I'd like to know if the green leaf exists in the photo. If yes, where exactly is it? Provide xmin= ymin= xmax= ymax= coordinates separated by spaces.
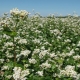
xmin=51 ymin=64 xmax=56 ymax=71
xmin=43 ymin=76 xmax=52 ymax=80
xmin=57 ymin=58 xmax=63 ymax=64
xmin=55 ymin=78 xmax=60 ymax=80
xmin=10 ymin=31 xmax=17 ymax=37
xmin=5 ymin=61 xmax=14 ymax=69
xmin=3 ymin=30 xmax=17 ymax=37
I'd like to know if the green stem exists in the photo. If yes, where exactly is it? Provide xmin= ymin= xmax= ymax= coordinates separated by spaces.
xmin=13 ymin=37 xmax=16 ymax=64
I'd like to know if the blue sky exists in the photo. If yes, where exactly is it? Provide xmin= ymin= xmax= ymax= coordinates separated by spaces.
xmin=0 ymin=0 xmax=80 ymax=16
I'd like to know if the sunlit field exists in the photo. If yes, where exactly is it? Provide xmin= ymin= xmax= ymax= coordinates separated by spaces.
xmin=0 ymin=8 xmax=80 ymax=80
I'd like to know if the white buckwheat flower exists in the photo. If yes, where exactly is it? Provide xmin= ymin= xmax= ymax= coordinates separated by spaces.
xmin=10 ymin=8 xmax=29 ymax=17
xmin=13 ymin=67 xmax=30 ymax=80
xmin=10 ymin=8 xmax=20 ymax=15
xmin=20 ymin=69 xmax=30 ymax=79
xmin=18 ymin=39 xmax=27 ymax=44
xmin=5 ymin=42 xmax=14 ymax=47
xmin=50 ymin=52 xmax=57 ymax=58
xmin=0 ymin=59 xmax=4 ymax=63
xmin=1 ymin=66 xmax=9 ymax=70
xmin=40 ymin=62 xmax=51 ymax=69
xmin=77 ymin=41 xmax=80 ymax=47
xmin=32 ymin=49 xmax=40 ymax=56
xmin=39 ymin=50 xmax=49 ymax=59
xmin=29 ymin=58 xmax=37 ymax=64
xmin=20 ymin=50 xmax=31 ymax=56
xmin=36 ymin=71 xmax=43 ymax=76
xmin=60 ymin=65 xmax=77 ymax=78
xmin=20 ymin=10 xmax=29 ymax=17
xmin=73 ymin=55 xmax=80 ymax=60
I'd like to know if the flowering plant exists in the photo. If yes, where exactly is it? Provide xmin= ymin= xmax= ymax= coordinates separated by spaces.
xmin=0 ymin=8 xmax=80 ymax=80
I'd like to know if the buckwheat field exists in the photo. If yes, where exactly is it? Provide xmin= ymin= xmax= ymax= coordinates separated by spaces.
xmin=0 ymin=8 xmax=80 ymax=80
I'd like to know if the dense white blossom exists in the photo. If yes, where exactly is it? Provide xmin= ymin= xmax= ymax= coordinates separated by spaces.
xmin=36 ymin=71 xmax=43 ymax=76
xmin=73 ymin=55 xmax=80 ymax=60
xmin=18 ymin=39 xmax=27 ymax=44
xmin=49 ymin=52 xmax=57 ymax=58
xmin=29 ymin=58 xmax=37 ymax=64
xmin=10 ymin=8 xmax=20 ymax=15
xmin=60 ymin=65 xmax=77 ymax=78
xmin=39 ymin=50 xmax=49 ymax=59
xmin=1 ymin=66 xmax=9 ymax=70
xmin=40 ymin=62 xmax=51 ymax=69
xmin=10 ymin=8 xmax=29 ymax=17
xmin=0 ymin=59 xmax=4 ymax=63
xmin=4 ymin=42 xmax=14 ymax=47
xmin=32 ymin=49 xmax=40 ymax=55
xmin=20 ymin=50 xmax=31 ymax=56
xmin=77 ymin=41 xmax=80 ymax=47
xmin=13 ymin=67 xmax=30 ymax=80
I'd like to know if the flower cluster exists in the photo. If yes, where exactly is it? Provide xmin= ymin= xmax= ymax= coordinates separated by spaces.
xmin=13 ymin=67 xmax=30 ymax=80
xmin=10 ymin=8 xmax=29 ymax=17
xmin=60 ymin=65 xmax=77 ymax=78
